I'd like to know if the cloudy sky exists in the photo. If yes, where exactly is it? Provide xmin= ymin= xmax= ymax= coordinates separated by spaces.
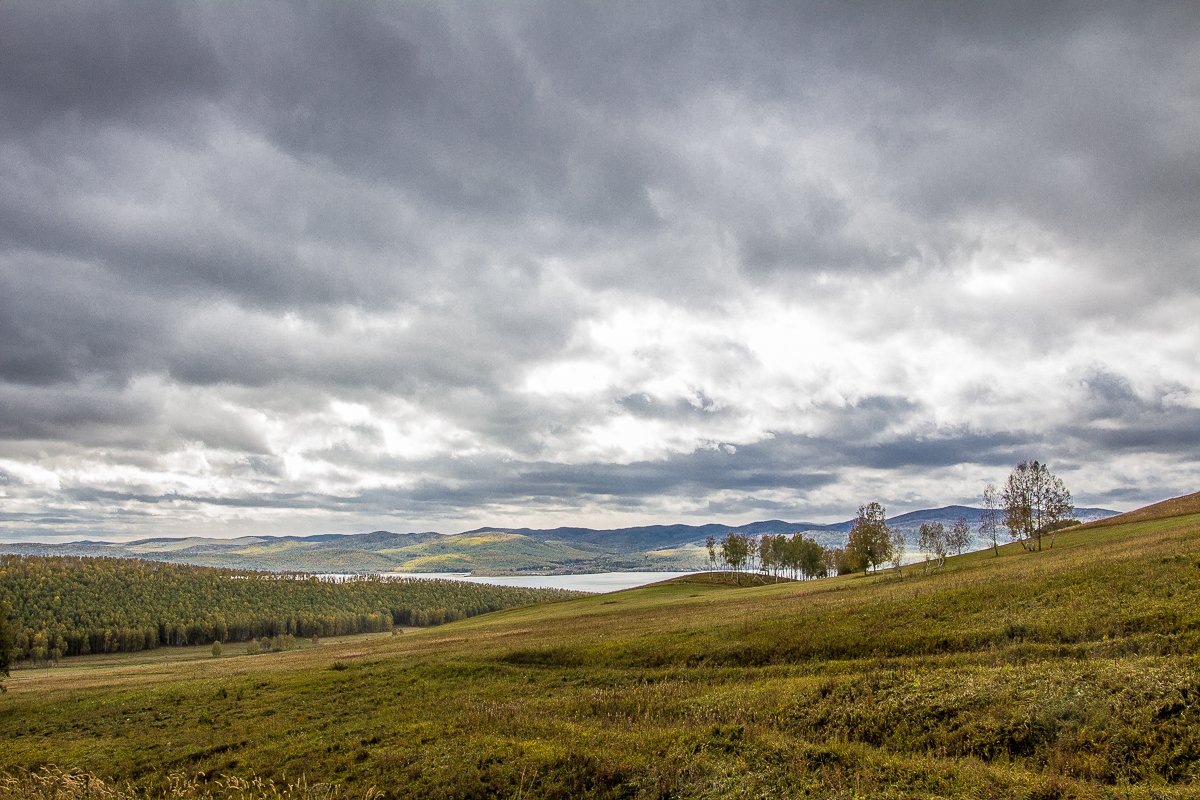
xmin=2 ymin=2 xmax=1198 ymax=541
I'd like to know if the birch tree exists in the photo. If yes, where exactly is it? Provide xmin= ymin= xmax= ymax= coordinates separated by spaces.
xmin=948 ymin=516 xmax=971 ymax=555
xmin=980 ymin=483 xmax=1001 ymax=555
xmin=1002 ymin=460 xmax=1074 ymax=551
xmin=918 ymin=522 xmax=948 ymax=570
xmin=846 ymin=502 xmax=894 ymax=573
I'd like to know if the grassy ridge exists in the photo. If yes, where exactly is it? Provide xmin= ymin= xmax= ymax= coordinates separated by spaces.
xmin=1078 ymin=490 xmax=1200 ymax=529
xmin=1 ymin=503 xmax=1199 ymax=798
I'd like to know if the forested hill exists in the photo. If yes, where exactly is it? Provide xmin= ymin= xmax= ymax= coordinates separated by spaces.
xmin=0 ymin=506 xmax=1119 ymax=574
xmin=0 ymin=555 xmax=580 ymax=663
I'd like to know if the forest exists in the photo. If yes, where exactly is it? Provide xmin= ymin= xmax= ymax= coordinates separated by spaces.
xmin=0 ymin=555 xmax=578 ymax=663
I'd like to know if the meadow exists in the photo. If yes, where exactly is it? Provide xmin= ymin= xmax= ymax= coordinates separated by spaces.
xmin=1 ymin=495 xmax=1199 ymax=798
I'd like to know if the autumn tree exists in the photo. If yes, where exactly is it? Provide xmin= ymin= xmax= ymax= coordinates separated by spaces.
xmin=825 ymin=546 xmax=853 ymax=576
xmin=705 ymin=535 xmax=717 ymax=570
xmin=846 ymin=502 xmax=894 ymax=574
xmin=1002 ymin=460 xmax=1074 ymax=551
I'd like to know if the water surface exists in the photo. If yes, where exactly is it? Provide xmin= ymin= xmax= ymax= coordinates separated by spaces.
xmin=316 ymin=571 xmax=696 ymax=594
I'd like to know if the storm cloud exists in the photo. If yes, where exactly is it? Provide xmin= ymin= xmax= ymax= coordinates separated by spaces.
xmin=2 ymin=1 xmax=1198 ymax=540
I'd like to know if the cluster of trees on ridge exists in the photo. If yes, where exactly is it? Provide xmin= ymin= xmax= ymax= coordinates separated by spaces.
xmin=703 ymin=460 xmax=1078 ymax=578
xmin=704 ymin=531 xmax=830 ymax=580
xmin=0 ymin=556 xmax=577 ymax=666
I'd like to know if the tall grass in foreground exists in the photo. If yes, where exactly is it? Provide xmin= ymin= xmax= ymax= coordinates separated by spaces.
xmin=0 ymin=766 xmax=383 ymax=799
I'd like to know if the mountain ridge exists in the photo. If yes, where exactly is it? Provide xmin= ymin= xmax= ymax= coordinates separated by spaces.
xmin=1 ymin=505 xmax=1120 ymax=574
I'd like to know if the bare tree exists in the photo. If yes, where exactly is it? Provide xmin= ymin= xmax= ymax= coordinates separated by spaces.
xmin=948 ymin=516 xmax=971 ymax=555
xmin=918 ymin=522 xmax=948 ymax=571
xmin=980 ymin=483 xmax=1001 ymax=556
xmin=888 ymin=529 xmax=906 ymax=577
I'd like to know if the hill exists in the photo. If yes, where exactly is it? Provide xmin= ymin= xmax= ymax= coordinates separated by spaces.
xmin=1077 ymin=489 xmax=1200 ymax=528
xmin=0 ymin=556 xmax=581 ymax=661
xmin=0 ymin=505 xmax=1121 ymax=574
xmin=0 ymin=494 xmax=1192 ymax=798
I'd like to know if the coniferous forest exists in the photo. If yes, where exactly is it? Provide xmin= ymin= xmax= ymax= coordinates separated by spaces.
xmin=0 ymin=555 xmax=579 ymax=663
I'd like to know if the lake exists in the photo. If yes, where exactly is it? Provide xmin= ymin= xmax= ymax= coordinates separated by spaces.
xmin=314 ymin=571 xmax=697 ymax=593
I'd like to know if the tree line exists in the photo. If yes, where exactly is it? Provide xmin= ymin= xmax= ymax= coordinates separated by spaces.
xmin=864 ymin=455 xmax=1080 ymax=575
xmin=845 ymin=460 xmax=1076 ymax=575
xmin=702 ymin=459 xmax=1077 ymax=582
xmin=0 ymin=555 xmax=578 ymax=665
xmin=705 ymin=532 xmax=832 ymax=580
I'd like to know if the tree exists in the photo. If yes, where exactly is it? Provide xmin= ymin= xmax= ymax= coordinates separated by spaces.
xmin=948 ymin=516 xmax=971 ymax=556
xmin=825 ymin=547 xmax=855 ymax=576
xmin=888 ymin=530 xmax=906 ymax=577
xmin=720 ymin=533 xmax=750 ymax=580
xmin=704 ymin=535 xmax=717 ymax=570
xmin=1002 ymin=460 xmax=1074 ymax=551
xmin=918 ymin=522 xmax=948 ymax=570
xmin=846 ymin=502 xmax=894 ymax=574
xmin=980 ymin=483 xmax=1001 ymax=556
xmin=0 ymin=601 xmax=12 ymax=691
xmin=211 ymin=640 xmax=223 ymax=658
xmin=796 ymin=535 xmax=826 ymax=580
xmin=753 ymin=537 xmax=772 ymax=575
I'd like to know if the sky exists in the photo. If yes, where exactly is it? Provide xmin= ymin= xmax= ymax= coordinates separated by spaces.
xmin=2 ymin=2 xmax=1199 ymax=542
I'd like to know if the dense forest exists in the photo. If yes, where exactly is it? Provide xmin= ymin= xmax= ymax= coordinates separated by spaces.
xmin=0 ymin=555 xmax=578 ymax=663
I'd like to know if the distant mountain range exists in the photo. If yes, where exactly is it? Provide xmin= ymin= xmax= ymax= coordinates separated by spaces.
xmin=0 ymin=506 xmax=1119 ymax=575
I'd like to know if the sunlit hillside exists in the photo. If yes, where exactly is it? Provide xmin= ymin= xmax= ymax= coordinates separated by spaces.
xmin=2 ymin=494 xmax=1198 ymax=798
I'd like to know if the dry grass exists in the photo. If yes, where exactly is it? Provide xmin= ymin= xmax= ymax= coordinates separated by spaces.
xmin=3 ymin=500 xmax=1200 ymax=798
xmin=1080 ymin=489 xmax=1200 ymax=528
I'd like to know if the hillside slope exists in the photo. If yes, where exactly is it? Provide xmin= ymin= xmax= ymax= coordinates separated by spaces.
xmin=0 ymin=495 xmax=1194 ymax=798
xmin=1079 ymin=489 xmax=1200 ymax=528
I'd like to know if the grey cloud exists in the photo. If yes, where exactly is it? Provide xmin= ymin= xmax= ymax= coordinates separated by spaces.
xmin=851 ymin=430 xmax=1029 ymax=471
xmin=0 ymin=254 xmax=170 ymax=386
xmin=51 ymin=442 xmax=838 ymax=520
xmin=0 ymin=381 xmax=155 ymax=443
xmin=1 ymin=2 xmax=1197 ymax=538
xmin=618 ymin=391 xmax=722 ymax=420
xmin=1062 ymin=370 xmax=1200 ymax=455
xmin=0 ymin=1 xmax=225 ymax=136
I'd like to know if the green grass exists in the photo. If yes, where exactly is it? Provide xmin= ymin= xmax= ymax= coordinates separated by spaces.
xmin=2 ymin=506 xmax=1200 ymax=798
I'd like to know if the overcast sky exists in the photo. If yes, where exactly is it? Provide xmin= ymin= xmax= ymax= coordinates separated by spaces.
xmin=2 ymin=2 xmax=1198 ymax=541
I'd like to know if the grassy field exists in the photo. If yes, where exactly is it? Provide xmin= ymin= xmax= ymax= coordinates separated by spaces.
xmin=2 ymin=496 xmax=1199 ymax=798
